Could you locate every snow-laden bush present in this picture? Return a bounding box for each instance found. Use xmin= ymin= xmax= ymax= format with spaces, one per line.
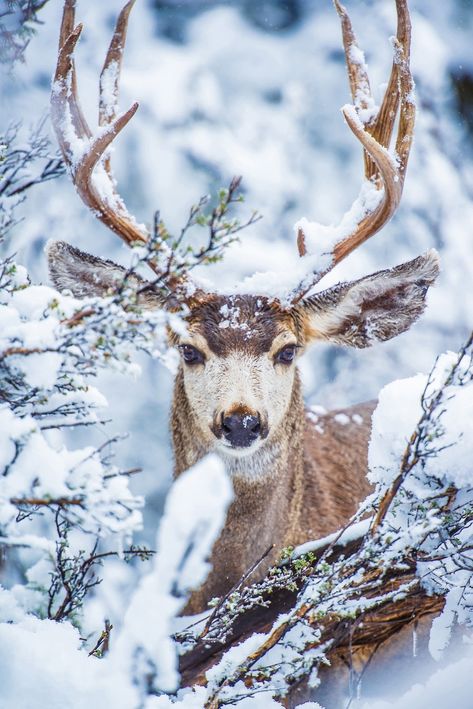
xmin=0 ymin=455 xmax=233 ymax=709
xmin=0 ymin=246 xmax=178 ymax=620
xmin=1 ymin=118 xmax=178 ymax=628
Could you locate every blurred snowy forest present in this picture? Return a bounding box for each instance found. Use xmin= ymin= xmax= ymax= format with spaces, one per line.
xmin=1 ymin=0 xmax=473 ymax=706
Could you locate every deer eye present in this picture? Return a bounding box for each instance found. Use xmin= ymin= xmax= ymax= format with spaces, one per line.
xmin=180 ymin=345 xmax=205 ymax=365
xmin=275 ymin=345 xmax=297 ymax=365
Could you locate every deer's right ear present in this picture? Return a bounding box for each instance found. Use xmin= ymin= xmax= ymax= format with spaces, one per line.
xmin=46 ymin=240 xmax=163 ymax=308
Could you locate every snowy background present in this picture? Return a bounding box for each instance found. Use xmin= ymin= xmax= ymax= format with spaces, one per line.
xmin=1 ymin=1 xmax=473 ymax=705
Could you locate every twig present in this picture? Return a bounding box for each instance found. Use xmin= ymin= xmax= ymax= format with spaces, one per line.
xmin=88 ymin=619 xmax=113 ymax=657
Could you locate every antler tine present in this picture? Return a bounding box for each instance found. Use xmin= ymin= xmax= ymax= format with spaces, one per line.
xmin=334 ymin=0 xmax=371 ymax=109
xmin=334 ymin=0 xmax=411 ymax=184
xmin=52 ymin=1 xmax=198 ymax=299
xmin=71 ymin=101 xmax=149 ymax=246
xmin=52 ymin=0 xmax=147 ymax=246
xmin=57 ymin=0 xmax=92 ymax=142
xmin=334 ymin=0 xmax=376 ymax=183
xmin=334 ymin=106 xmax=401 ymax=262
xmin=99 ymin=0 xmax=136 ymax=175
xmin=394 ymin=35 xmax=415 ymax=182
xmin=371 ymin=0 xmax=411 ymax=158
xmin=291 ymin=0 xmax=414 ymax=305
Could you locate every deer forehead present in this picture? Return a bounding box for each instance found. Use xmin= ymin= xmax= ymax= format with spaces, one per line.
xmin=183 ymin=296 xmax=300 ymax=357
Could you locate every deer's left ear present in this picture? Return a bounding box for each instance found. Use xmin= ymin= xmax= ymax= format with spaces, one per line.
xmin=299 ymin=250 xmax=440 ymax=348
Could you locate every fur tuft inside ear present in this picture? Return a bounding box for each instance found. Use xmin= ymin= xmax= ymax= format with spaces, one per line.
xmin=45 ymin=240 xmax=164 ymax=308
xmin=300 ymin=250 xmax=440 ymax=348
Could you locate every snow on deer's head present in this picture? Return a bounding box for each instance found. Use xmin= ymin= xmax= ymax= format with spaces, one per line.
xmin=47 ymin=0 xmax=439 ymax=458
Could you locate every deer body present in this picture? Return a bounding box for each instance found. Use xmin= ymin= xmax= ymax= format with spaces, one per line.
xmin=48 ymin=0 xmax=440 ymax=618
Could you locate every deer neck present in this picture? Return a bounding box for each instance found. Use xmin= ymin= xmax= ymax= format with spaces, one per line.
xmin=172 ymin=367 xmax=306 ymax=612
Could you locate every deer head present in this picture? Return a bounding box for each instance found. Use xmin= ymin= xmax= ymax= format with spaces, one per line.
xmin=48 ymin=0 xmax=439 ymax=461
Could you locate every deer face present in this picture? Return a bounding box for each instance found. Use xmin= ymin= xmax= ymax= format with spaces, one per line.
xmin=177 ymin=295 xmax=301 ymax=456
xmin=176 ymin=248 xmax=439 ymax=455
xmin=47 ymin=242 xmax=439 ymax=458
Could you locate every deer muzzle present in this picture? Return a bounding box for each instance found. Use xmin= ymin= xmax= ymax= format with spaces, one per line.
xmin=212 ymin=408 xmax=269 ymax=449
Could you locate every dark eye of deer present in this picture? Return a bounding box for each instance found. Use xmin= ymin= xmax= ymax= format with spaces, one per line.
xmin=180 ymin=345 xmax=205 ymax=365
xmin=275 ymin=345 xmax=297 ymax=365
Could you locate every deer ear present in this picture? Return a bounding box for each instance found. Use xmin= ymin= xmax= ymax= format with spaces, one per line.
xmin=300 ymin=250 xmax=440 ymax=349
xmin=45 ymin=240 xmax=164 ymax=309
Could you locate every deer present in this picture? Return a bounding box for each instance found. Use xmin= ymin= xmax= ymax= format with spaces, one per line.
xmin=47 ymin=0 xmax=439 ymax=616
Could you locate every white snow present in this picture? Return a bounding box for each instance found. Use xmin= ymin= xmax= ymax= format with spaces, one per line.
xmin=292 ymin=518 xmax=371 ymax=559
xmin=206 ymin=633 xmax=267 ymax=690
xmin=368 ymin=374 xmax=425 ymax=485
xmin=0 ymin=617 xmax=138 ymax=709
xmin=334 ymin=413 xmax=350 ymax=425
xmin=428 ymin=383 xmax=473 ymax=488
xmin=99 ymin=59 xmax=120 ymax=121
xmin=358 ymin=646 xmax=473 ymax=709
xmin=428 ymin=587 xmax=462 ymax=662
xmin=111 ymin=455 xmax=232 ymax=694
xmin=369 ymin=355 xmax=473 ymax=490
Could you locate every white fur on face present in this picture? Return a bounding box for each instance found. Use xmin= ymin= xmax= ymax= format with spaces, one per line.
xmin=180 ymin=337 xmax=298 ymax=458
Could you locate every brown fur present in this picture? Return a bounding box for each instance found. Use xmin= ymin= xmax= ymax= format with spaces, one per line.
xmin=187 ymin=294 xmax=296 ymax=355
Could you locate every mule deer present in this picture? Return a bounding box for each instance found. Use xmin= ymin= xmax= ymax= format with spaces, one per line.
xmin=48 ymin=0 xmax=439 ymax=614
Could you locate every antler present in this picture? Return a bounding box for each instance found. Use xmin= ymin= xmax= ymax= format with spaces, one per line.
xmin=51 ymin=0 xmax=196 ymax=301
xmin=290 ymin=0 xmax=415 ymax=305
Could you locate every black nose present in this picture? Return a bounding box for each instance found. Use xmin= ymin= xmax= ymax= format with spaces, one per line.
xmin=222 ymin=413 xmax=261 ymax=448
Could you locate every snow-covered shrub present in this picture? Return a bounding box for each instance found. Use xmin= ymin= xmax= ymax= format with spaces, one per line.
xmin=0 ymin=455 xmax=233 ymax=709
xmin=0 ymin=252 xmax=177 ymax=621
xmin=0 ymin=119 xmax=173 ymax=630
